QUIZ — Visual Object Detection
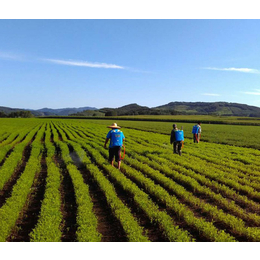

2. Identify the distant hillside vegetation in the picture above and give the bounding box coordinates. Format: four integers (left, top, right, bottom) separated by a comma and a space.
0, 106, 34, 118
155, 102, 260, 117
2, 102, 260, 117
72, 102, 260, 117
0, 106, 98, 117
73, 103, 182, 117
34, 107, 97, 116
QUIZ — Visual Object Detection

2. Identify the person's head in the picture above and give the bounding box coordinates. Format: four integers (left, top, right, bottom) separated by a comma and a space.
108, 122, 121, 129
173, 124, 177, 129
198, 122, 201, 125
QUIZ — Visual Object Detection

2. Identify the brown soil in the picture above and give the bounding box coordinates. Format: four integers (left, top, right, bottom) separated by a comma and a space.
0, 148, 14, 167
68, 145, 128, 242
54, 145, 78, 242
0, 144, 32, 208
7, 149, 47, 242
104, 167, 169, 242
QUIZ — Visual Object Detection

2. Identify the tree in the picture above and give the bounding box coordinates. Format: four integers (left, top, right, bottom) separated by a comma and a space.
105, 110, 117, 116
0, 111, 6, 118
8, 110, 34, 118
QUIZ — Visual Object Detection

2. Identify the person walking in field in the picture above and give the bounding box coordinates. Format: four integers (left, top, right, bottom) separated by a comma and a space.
170, 124, 184, 156
192, 122, 202, 143
104, 123, 125, 170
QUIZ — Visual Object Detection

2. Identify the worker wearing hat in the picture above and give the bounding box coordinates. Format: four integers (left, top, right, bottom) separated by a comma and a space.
104, 123, 125, 169
170, 123, 183, 156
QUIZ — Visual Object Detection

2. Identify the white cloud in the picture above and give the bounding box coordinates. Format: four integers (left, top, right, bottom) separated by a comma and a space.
202, 93, 221, 96
204, 67, 260, 74
0, 52, 125, 69
0, 51, 23, 61
44, 58, 125, 69
241, 89, 260, 95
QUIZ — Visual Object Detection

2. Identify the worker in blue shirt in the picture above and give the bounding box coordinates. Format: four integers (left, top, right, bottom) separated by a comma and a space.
170, 124, 184, 156
104, 123, 125, 169
192, 122, 202, 143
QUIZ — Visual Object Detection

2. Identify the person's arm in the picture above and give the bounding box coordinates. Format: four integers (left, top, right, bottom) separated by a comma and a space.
104, 131, 111, 148
170, 130, 174, 144
121, 132, 125, 146
104, 138, 109, 148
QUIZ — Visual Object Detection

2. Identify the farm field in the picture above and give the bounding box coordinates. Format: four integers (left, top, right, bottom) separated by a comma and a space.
65, 114, 260, 125
86, 119, 260, 149
0, 118, 260, 242
110, 114, 260, 125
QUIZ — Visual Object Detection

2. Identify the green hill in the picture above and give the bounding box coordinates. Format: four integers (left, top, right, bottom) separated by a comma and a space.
1, 102, 260, 117
154, 102, 260, 117
77, 102, 260, 117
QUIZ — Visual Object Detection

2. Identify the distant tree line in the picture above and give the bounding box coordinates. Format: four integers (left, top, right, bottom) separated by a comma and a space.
101, 108, 183, 116
0, 110, 34, 118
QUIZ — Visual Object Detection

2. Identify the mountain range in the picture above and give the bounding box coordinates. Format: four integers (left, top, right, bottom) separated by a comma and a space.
0, 106, 97, 117
72, 102, 260, 117
1, 102, 260, 117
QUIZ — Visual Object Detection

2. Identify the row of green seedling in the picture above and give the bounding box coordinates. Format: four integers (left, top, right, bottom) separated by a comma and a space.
182, 148, 260, 182
50, 123, 101, 242
124, 129, 260, 202
64, 124, 240, 242
0, 124, 44, 191
29, 123, 63, 242
72, 124, 260, 214
0, 121, 41, 148
126, 124, 260, 177
54, 123, 149, 242
0, 124, 45, 241
57, 123, 260, 212
0, 132, 10, 143
78, 137, 234, 242
185, 139, 260, 170
58, 123, 228, 242
146, 152, 260, 219
124, 132, 260, 215
59, 122, 193, 242
125, 136, 260, 209
0, 125, 40, 163
184, 152, 260, 191
161, 149, 260, 202
123, 144, 260, 241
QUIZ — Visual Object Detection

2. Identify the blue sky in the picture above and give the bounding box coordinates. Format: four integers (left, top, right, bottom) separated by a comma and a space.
1, 19, 260, 109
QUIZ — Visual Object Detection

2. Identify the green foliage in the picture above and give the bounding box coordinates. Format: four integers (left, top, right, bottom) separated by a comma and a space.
1, 118, 260, 242
0, 124, 45, 241
30, 124, 62, 242
8, 110, 34, 118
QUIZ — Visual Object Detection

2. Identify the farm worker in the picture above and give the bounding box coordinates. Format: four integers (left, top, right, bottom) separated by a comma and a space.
104, 123, 125, 170
192, 122, 202, 143
170, 124, 184, 156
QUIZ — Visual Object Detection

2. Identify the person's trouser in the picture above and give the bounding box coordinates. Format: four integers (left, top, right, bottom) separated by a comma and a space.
193, 134, 199, 143
173, 141, 182, 155
109, 146, 121, 162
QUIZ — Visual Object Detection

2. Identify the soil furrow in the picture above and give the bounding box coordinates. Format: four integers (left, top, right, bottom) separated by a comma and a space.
0, 145, 32, 208
68, 145, 127, 242
0, 130, 40, 209
117, 164, 204, 242
102, 166, 169, 242
7, 150, 47, 242
79, 140, 199, 241
0, 133, 10, 144
0, 148, 14, 167
53, 144, 78, 242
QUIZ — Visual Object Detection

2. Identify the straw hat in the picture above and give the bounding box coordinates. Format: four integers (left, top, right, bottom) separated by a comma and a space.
108, 123, 121, 129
